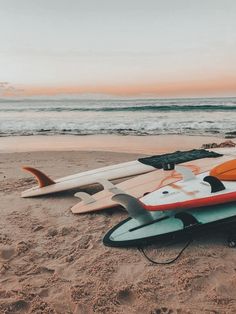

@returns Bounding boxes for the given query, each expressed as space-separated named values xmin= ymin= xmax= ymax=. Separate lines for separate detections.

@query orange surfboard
xmin=210 ymin=159 xmax=236 ymax=181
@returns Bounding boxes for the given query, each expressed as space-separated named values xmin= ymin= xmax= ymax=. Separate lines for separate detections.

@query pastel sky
xmin=0 ymin=0 xmax=236 ymax=97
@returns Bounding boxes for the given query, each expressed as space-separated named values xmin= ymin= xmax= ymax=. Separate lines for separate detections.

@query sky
xmin=0 ymin=0 xmax=236 ymax=97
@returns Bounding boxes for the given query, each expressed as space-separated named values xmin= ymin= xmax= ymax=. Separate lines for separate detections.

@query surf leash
xmin=138 ymin=236 xmax=193 ymax=265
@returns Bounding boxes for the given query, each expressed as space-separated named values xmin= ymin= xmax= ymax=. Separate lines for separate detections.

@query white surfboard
xmin=21 ymin=149 xmax=226 ymax=198
xmin=21 ymin=160 xmax=154 ymax=197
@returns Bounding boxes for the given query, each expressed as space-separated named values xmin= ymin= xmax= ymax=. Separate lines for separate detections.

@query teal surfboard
xmin=103 ymin=199 xmax=236 ymax=247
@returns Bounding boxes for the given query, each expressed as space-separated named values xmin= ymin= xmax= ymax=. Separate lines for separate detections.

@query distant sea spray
xmin=0 ymin=97 xmax=236 ymax=137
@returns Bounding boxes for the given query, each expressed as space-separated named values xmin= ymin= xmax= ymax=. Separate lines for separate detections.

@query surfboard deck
xmin=141 ymin=159 xmax=236 ymax=212
xmin=103 ymin=202 xmax=236 ymax=247
xmin=21 ymin=160 xmax=154 ymax=197
xmin=71 ymin=155 xmax=232 ymax=214
xmin=21 ymin=149 xmax=222 ymax=198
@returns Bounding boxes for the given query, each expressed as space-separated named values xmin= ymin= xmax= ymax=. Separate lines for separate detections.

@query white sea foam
xmin=0 ymin=97 xmax=235 ymax=137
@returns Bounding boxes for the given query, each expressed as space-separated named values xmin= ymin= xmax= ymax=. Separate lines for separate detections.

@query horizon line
xmin=1 ymin=77 xmax=236 ymax=98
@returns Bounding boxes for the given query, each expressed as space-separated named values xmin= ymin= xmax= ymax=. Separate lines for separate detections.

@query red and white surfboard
xmin=141 ymin=159 xmax=236 ymax=212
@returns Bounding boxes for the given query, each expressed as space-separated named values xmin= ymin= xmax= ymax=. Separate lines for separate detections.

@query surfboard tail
xmin=22 ymin=166 xmax=55 ymax=188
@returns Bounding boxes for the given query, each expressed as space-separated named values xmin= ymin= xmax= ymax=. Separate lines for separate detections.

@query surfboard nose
xmin=210 ymin=159 xmax=236 ymax=181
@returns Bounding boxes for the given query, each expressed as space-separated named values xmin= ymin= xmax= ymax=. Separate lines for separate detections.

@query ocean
xmin=0 ymin=97 xmax=236 ymax=137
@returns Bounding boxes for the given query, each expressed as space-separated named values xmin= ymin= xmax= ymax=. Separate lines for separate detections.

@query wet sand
xmin=0 ymin=134 xmax=222 ymax=154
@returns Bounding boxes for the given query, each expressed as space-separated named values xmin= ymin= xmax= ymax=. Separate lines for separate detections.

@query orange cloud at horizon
xmin=8 ymin=77 xmax=236 ymax=98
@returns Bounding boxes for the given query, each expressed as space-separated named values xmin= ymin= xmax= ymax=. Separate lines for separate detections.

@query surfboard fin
xmin=74 ymin=192 xmax=96 ymax=204
xmin=22 ymin=166 xmax=55 ymax=188
xmin=112 ymin=193 xmax=154 ymax=224
xmin=203 ymin=175 xmax=226 ymax=193
xmin=97 ymin=178 xmax=124 ymax=195
xmin=175 ymin=166 xmax=196 ymax=181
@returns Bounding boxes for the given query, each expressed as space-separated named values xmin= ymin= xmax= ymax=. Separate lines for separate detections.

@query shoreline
xmin=0 ymin=134 xmax=225 ymax=154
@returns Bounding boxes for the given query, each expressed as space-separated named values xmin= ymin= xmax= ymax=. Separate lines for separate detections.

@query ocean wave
xmin=0 ymin=123 xmax=232 ymax=137
xmin=1 ymin=97 xmax=236 ymax=137
xmin=1 ymin=104 xmax=236 ymax=113
xmin=0 ymin=97 xmax=236 ymax=113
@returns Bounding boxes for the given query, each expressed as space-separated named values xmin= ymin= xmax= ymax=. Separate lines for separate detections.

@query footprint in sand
xmin=5 ymin=299 xmax=29 ymax=313
xmin=117 ymin=287 xmax=134 ymax=305
xmin=0 ymin=246 xmax=15 ymax=261
xmin=151 ymin=308 xmax=176 ymax=314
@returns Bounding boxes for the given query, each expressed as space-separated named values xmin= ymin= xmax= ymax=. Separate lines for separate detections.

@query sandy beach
xmin=2 ymin=0 xmax=236 ymax=312
xmin=1 ymin=135 xmax=236 ymax=313
xmin=0 ymin=134 xmax=224 ymax=154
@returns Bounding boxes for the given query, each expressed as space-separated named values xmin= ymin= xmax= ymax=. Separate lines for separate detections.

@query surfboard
xmin=103 ymin=197 xmax=236 ymax=247
xmin=21 ymin=160 xmax=153 ymax=197
xmin=21 ymin=149 xmax=220 ymax=197
xmin=71 ymin=155 xmax=232 ymax=214
xmin=104 ymin=156 xmax=236 ymax=247
xmin=141 ymin=159 xmax=236 ymax=212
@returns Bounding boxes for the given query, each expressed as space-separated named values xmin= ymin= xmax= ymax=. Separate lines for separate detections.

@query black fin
xmin=203 ymin=175 xmax=226 ymax=193
xmin=175 ymin=212 xmax=199 ymax=228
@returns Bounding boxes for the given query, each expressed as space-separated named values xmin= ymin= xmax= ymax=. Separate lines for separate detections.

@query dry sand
xmin=1 ymin=135 xmax=236 ymax=313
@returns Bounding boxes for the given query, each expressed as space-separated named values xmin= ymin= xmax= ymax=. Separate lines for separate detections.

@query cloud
xmin=0 ymin=82 xmax=24 ymax=97
xmin=0 ymin=82 xmax=9 ymax=87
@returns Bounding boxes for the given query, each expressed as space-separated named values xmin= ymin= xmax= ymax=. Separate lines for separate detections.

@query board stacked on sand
xmin=103 ymin=159 xmax=236 ymax=247
xmin=21 ymin=160 xmax=152 ymax=197
xmin=21 ymin=149 xmax=220 ymax=197
xmin=141 ymin=159 xmax=236 ymax=211
xmin=71 ymin=154 xmax=232 ymax=214
xmin=103 ymin=202 xmax=236 ymax=247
